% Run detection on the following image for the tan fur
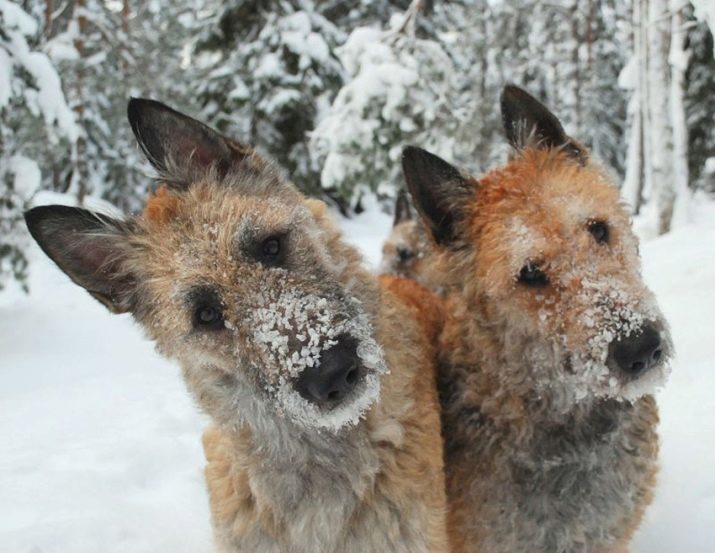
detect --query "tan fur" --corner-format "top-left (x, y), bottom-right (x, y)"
top-left (135, 184), bottom-right (449, 552)
top-left (143, 184), bottom-right (180, 224)
top-left (201, 272), bottom-right (449, 552)
top-left (26, 101), bottom-right (451, 552)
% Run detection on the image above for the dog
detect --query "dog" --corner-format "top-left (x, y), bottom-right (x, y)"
top-left (25, 99), bottom-right (449, 552)
top-left (401, 84), bottom-right (673, 553)
top-left (381, 190), bottom-right (441, 291)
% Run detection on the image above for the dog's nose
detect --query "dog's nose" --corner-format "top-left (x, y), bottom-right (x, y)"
top-left (295, 335), bottom-right (362, 405)
top-left (610, 323), bottom-right (663, 376)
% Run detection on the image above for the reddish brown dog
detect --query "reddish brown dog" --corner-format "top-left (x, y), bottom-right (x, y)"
top-left (402, 85), bottom-right (672, 553)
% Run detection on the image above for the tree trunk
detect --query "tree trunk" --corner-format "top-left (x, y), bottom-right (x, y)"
top-left (639, 0), bottom-right (654, 204)
top-left (72, 0), bottom-right (88, 204)
top-left (669, 0), bottom-right (691, 228)
top-left (622, 0), bottom-right (645, 213)
top-left (647, 0), bottom-right (675, 234)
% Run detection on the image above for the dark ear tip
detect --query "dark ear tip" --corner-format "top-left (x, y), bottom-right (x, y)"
top-left (24, 204), bottom-right (94, 228)
top-left (127, 97), bottom-right (143, 121)
top-left (126, 97), bottom-right (173, 126)
top-left (402, 145), bottom-right (444, 169)
top-left (24, 204), bottom-right (61, 227)
top-left (501, 84), bottom-right (525, 98)
top-left (500, 84), bottom-right (530, 112)
top-left (24, 206), bottom-right (45, 236)
top-left (401, 145), bottom-right (423, 163)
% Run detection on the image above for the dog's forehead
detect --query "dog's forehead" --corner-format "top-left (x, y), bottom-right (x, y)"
top-left (137, 190), bottom-right (315, 282)
top-left (545, 169), bottom-right (622, 221)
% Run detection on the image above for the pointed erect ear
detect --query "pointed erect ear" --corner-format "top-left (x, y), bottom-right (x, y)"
top-left (127, 98), bottom-right (255, 185)
top-left (393, 189), bottom-right (413, 227)
top-left (401, 146), bottom-right (473, 247)
top-left (24, 206), bottom-right (136, 314)
top-left (500, 85), bottom-right (587, 163)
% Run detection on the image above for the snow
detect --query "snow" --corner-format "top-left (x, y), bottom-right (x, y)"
top-left (0, 48), bottom-right (11, 109)
top-left (1, 195), bottom-right (714, 552)
top-left (0, 0), bottom-right (39, 36)
top-left (0, 3), bottom-right (79, 143)
top-left (8, 155), bottom-right (41, 200)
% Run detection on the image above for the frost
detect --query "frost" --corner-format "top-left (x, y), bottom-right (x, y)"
top-left (247, 283), bottom-right (387, 431)
top-left (554, 274), bottom-right (671, 403)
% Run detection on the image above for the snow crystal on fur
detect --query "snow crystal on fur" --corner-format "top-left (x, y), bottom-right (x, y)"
top-left (249, 286), bottom-right (387, 431)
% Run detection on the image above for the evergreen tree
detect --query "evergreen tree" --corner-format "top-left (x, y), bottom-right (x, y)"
top-left (193, 0), bottom-right (345, 199)
top-left (0, 0), bottom-right (77, 289)
top-left (685, 13), bottom-right (715, 193)
top-left (310, 0), bottom-right (459, 207)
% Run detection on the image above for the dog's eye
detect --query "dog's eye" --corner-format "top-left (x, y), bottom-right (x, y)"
top-left (193, 304), bottom-right (224, 330)
top-left (257, 234), bottom-right (285, 266)
top-left (518, 262), bottom-right (548, 287)
top-left (397, 246), bottom-right (414, 262)
top-left (587, 220), bottom-right (609, 244)
top-left (263, 237), bottom-right (280, 257)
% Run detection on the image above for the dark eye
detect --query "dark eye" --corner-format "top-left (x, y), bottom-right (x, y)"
top-left (518, 262), bottom-right (548, 287)
top-left (193, 304), bottom-right (224, 330)
top-left (397, 246), bottom-right (414, 262)
top-left (587, 220), bottom-right (609, 244)
top-left (263, 237), bottom-right (280, 257)
top-left (258, 234), bottom-right (285, 266)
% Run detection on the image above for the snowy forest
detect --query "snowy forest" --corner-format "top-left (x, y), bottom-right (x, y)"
top-left (1, 0), bottom-right (714, 292)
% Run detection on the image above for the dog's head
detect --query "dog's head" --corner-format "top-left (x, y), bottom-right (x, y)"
top-left (25, 99), bottom-right (387, 433)
top-left (403, 85), bottom-right (672, 406)
top-left (380, 190), bottom-right (431, 279)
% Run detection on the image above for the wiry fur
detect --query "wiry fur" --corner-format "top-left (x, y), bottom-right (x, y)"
top-left (25, 101), bottom-right (449, 552)
top-left (404, 93), bottom-right (672, 552)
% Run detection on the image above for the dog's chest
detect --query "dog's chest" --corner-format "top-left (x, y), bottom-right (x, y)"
top-left (448, 400), bottom-right (656, 553)
top-left (218, 446), bottom-right (430, 553)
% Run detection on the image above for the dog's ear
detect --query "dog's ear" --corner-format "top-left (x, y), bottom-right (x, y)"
top-left (127, 98), bottom-right (258, 187)
top-left (24, 206), bottom-right (136, 314)
top-left (401, 146), bottom-right (473, 247)
top-left (500, 85), bottom-right (587, 163)
top-left (393, 189), bottom-right (413, 227)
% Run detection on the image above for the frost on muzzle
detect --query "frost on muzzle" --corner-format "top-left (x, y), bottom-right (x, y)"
top-left (248, 288), bottom-right (388, 432)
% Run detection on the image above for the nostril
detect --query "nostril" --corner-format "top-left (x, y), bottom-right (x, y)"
top-left (652, 349), bottom-right (662, 363)
top-left (630, 361), bottom-right (646, 374)
top-left (327, 389), bottom-right (342, 402)
top-left (345, 367), bottom-right (358, 385)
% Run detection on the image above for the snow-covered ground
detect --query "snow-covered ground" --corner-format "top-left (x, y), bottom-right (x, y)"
top-left (1, 197), bottom-right (713, 553)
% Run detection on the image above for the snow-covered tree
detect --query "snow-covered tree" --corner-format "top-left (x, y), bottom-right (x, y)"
top-left (620, 0), bottom-right (712, 234)
top-left (686, 10), bottom-right (715, 194)
top-left (0, 0), bottom-right (77, 289)
top-left (310, 0), bottom-right (459, 207)
top-left (194, 1), bottom-right (345, 199)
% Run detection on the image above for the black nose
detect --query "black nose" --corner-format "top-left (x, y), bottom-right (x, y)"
top-left (294, 335), bottom-right (362, 406)
top-left (609, 323), bottom-right (663, 376)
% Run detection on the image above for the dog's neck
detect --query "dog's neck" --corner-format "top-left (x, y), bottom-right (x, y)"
top-left (247, 409), bottom-right (373, 470)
